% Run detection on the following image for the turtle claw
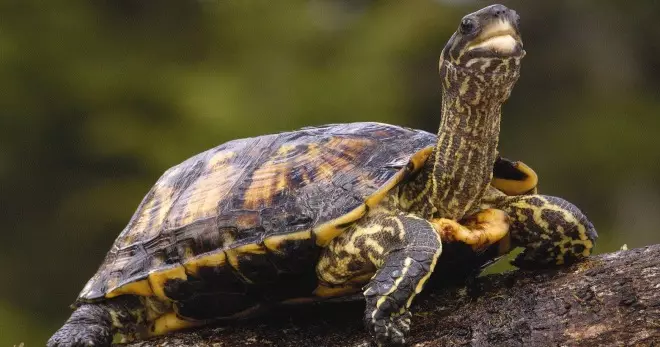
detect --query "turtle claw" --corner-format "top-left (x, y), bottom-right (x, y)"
top-left (367, 310), bottom-right (412, 347)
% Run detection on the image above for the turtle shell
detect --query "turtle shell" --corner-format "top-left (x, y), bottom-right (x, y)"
top-left (77, 122), bottom-right (436, 309)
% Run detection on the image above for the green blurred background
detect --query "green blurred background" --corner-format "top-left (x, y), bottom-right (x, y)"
top-left (2, 0), bottom-right (659, 345)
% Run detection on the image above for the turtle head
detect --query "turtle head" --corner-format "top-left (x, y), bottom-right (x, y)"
top-left (439, 4), bottom-right (524, 101)
top-left (419, 5), bottom-right (526, 220)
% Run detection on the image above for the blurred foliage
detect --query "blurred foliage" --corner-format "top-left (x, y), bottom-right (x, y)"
top-left (1, 0), bottom-right (660, 345)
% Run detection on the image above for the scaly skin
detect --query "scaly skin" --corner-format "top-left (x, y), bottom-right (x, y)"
top-left (481, 187), bottom-right (598, 268)
top-left (47, 297), bottom-right (144, 347)
top-left (316, 211), bottom-right (441, 346)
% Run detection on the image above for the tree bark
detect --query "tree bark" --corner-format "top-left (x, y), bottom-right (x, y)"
top-left (126, 244), bottom-right (660, 347)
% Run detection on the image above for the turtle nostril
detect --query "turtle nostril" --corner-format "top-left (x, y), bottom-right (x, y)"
top-left (490, 4), bottom-right (509, 18)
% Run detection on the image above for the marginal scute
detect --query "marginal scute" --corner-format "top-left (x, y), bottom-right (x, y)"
top-left (182, 251), bottom-right (227, 276)
top-left (263, 230), bottom-right (311, 254)
top-left (148, 266), bottom-right (187, 302)
top-left (314, 205), bottom-right (367, 247)
top-left (105, 279), bottom-right (153, 298)
top-left (225, 244), bottom-right (269, 283)
top-left (232, 243), bottom-right (267, 255)
top-left (409, 146), bottom-right (434, 171)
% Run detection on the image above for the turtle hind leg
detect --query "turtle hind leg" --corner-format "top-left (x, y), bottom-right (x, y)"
top-left (497, 194), bottom-right (598, 269)
top-left (48, 296), bottom-right (144, 347)
top-left (48, 303), bottom-right (112, 347)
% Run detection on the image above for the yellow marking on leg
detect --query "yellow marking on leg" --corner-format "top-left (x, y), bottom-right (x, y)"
top-left (182, 251), bottom-right (226, 275)
top-left (364, 238), bottom-right (385, 266)
top-left (430, 209), bottom-right (509, 251)
top-left (148, 265), bottom-right (187, 301)
top-left (142, 296), bottom-right (171, 322)
top-left (390, 216), bottom-right (407, 241)
top-left (148, 312), bottom-right (201, 337)
top-left (464, 209), bottom-right (510, 249)
top-left (106, 279), bottom-right (153, 298)
top-left (263, 230), bottom-right (311, 253)
top-left (373, 257), bottom-right (413, 320)
top-left (405, 238), bottom-right (442, 312)
top-left (109, 310), bottom-right (124, 329)
top-left (510, 196), bottom-right (595, 262)
top-left (317, 218), bottom-right (392, 285)
top-left (516, 209), bottom-right (528, 223)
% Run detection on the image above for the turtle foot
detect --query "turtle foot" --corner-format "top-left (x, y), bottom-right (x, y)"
top-left (366, 310), bottom-right (412, 347)
top-left (47, 304), bottom-right (112, 347)
top-left (47, 322), bottom-right (112, 347)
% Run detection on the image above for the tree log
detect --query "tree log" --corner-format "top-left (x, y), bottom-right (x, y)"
top-left (126, 244), bottom-right (660, 347)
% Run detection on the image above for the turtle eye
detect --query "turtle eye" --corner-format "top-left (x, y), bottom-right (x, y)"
top-left (460, 18), bottom-right (476, 35)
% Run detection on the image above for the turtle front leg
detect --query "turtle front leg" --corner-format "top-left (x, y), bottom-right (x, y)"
top-left (48, 296), bottom-right (144, 347)
top-left (316, 214), bottom-right (442, 346)
top-left (494, 194), bottom-right (598, 268)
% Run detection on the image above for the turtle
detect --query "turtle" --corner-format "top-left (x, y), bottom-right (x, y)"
top-left (49, 5), bottom-right (597, 347)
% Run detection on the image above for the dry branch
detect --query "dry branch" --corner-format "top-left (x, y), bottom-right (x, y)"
top-left (126, 244), bottom-right (660, 347)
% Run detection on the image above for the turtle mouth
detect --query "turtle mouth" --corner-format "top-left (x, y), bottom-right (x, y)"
top-left (467, 20), bottom-right (522, 56)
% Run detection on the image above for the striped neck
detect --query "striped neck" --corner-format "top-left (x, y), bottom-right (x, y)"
top-left (400, 60), bottom-right (520, 219)
top-left (429, 59), bottom-right (519, 219)
top-left (431, 85), bottom-right (502, 219)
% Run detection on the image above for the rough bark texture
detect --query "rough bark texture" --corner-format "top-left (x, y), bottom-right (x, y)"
top-left (126, 244), bottom-right (660, 347)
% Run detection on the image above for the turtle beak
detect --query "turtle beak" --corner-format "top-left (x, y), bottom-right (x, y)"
top-left (467, 5), bottom-right (523, 57)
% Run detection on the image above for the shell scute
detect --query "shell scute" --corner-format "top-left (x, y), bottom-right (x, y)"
top-left (78, 122), bottom-right (437, 302)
